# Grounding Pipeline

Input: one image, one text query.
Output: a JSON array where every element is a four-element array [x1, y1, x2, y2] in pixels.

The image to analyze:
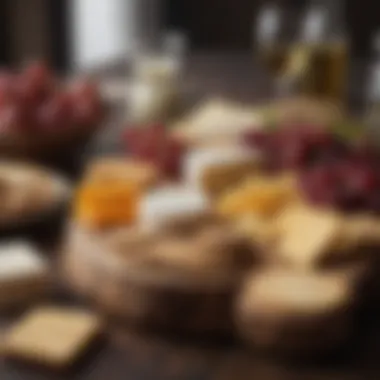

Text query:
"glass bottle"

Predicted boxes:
[[254, 1, 287, 77], [365, 32, 380, 139], [279, 0, 348, 102]]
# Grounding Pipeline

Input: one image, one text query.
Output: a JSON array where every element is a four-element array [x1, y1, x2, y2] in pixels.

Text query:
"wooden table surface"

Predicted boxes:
[[0, 53, 377, 380]]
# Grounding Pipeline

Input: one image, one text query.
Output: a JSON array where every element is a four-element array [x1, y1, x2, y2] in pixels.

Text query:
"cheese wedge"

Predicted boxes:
[[183, 145, 260, 196], [139, 185, 209, 231], [0, 242, 50, 309]]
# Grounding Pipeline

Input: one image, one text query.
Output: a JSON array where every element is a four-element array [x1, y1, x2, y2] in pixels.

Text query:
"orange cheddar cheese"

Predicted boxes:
[[74, 181, 140, 229]]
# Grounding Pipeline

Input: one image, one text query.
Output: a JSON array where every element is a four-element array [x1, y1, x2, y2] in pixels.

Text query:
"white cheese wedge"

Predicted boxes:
[[138, 185, 209, 231], [183, 145, 259, 190], [0, 241, 50, 308]]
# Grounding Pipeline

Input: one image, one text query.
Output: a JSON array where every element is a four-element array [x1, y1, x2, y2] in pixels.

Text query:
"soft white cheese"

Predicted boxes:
[[139, 185, 209, 231], [0, 241, 48, 282]]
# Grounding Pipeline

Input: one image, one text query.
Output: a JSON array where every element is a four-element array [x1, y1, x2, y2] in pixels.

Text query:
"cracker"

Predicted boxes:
[[276, 205, 342, 269], [3, 307, 102, 369]]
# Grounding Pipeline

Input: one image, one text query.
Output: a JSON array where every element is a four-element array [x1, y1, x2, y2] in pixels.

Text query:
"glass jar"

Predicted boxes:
[[127, 31, 187, 125]]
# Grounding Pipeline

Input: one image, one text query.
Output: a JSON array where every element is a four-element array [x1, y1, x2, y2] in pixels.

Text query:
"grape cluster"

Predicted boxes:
[[123, 124, 186, 179], [244, 126, 350, 172], [299, 158, 380, 213], [244, 126, 380, 214], [0, 61, 103, 135]]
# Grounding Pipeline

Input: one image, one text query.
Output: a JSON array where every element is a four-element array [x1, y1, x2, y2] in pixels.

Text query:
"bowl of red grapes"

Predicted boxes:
[[0, 60, 105, 160], [243, 123, 380, 215]]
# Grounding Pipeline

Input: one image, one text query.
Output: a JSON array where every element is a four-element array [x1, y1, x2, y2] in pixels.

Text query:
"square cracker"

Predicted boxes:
[[276, 205, 342, 269], [3, 307, 102, 369]]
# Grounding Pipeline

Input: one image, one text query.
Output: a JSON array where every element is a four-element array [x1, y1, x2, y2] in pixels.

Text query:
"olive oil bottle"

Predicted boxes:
[[278, 0, 348, 102]]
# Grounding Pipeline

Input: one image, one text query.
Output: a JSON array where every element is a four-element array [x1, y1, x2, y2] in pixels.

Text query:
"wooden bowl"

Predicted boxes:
[[0, 99, 109, 176], [0, 162, 72, 238]]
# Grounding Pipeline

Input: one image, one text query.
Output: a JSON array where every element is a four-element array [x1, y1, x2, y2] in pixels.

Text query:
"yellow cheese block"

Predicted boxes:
[[217, 174, 299, 219], [74, 181, 140, 229]]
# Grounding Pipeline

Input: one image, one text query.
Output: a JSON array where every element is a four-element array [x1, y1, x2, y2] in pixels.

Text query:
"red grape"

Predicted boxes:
[[70, 79, 100, 100], [0, 63, 104, 138], [123, 124, 186, 178], [243, 130, 270, 149], [71, 96, 101, 127], [123, 127, 141, 148], [244, 125, 351, 173], [23, 61, 51, 82], [18, 61, 54, 104], [0, 72, 16, 107], [70, 80, 103, 128], [0, 103, 27, 133], [299, 156, 380, 214], [37, 93, 74, 131], [159, 139, 185, 178]]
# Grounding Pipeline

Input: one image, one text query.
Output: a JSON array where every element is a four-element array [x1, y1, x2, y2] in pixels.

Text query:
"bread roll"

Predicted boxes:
[[236, 269, 358, 354]]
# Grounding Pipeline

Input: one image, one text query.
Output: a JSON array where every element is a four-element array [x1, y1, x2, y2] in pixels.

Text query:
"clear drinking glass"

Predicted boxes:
[[127, 30, 188, 125]]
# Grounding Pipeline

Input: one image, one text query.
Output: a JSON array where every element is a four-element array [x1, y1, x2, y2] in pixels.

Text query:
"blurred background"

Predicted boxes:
[[0, 0, 376, 72]]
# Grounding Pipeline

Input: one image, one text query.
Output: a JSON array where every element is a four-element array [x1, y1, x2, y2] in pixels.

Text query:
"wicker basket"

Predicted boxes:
[[63, 225, 240, 336]]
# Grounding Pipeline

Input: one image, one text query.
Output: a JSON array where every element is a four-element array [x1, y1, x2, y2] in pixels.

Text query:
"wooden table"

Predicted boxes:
[[0, 53, 377, 380]]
